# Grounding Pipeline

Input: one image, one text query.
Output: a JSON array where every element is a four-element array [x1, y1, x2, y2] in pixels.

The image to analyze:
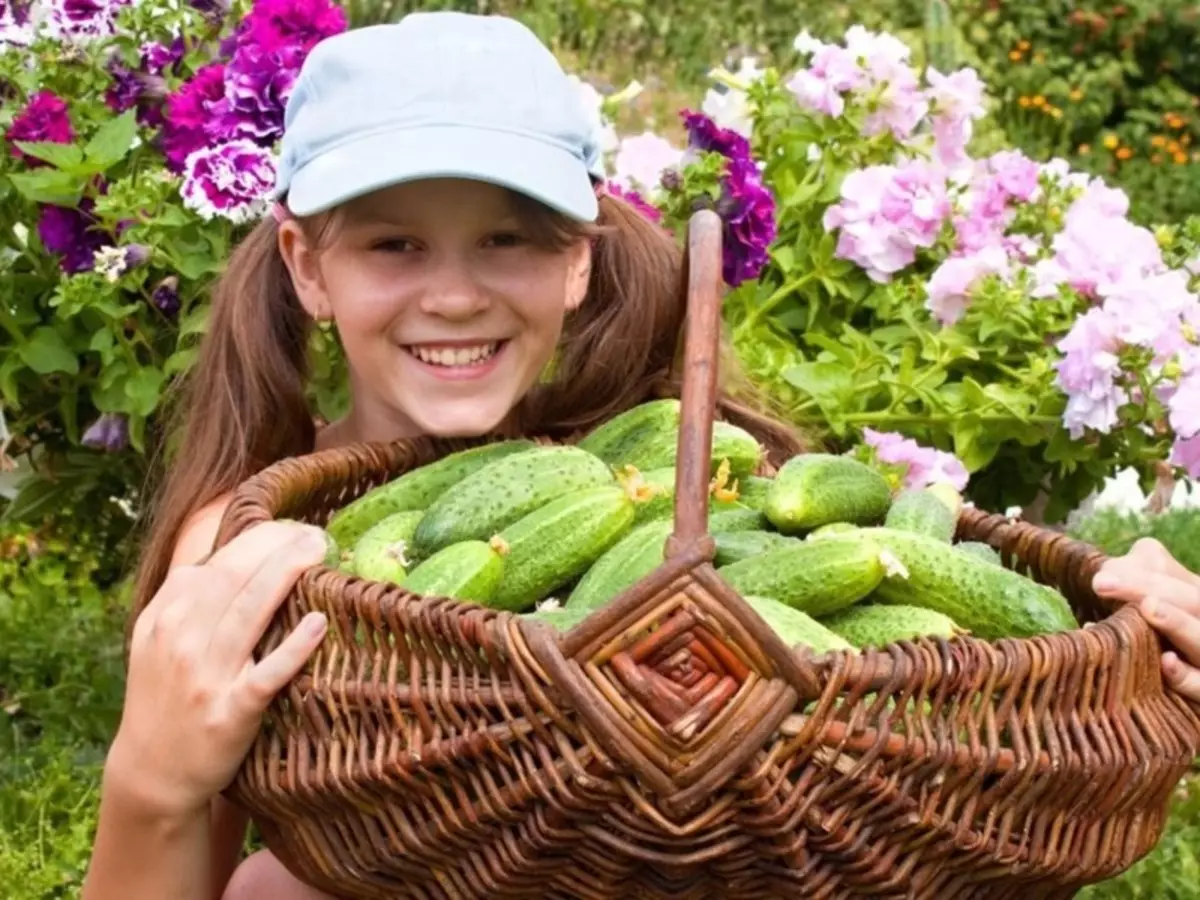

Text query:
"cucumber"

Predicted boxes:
[[619, 420, 764, 479], [412, 446, 615, 558], [743, 595, 853, 654], [708, 506, 771, 532], [957, 540, 1002, 566], [402, 539, 506, 604], [349, 510, 424, 583], [820, 603, 965, 649], [326, 439, 535, 545], [713, 530, 802, 566], [489, 485, 640, 612], [522, 605, 593, 632], [834, 528, 1079, 640], [735, 475, 773, 512], [765, 454, 892, 534], [621, 464, 747, 524], [718, 538, 895, 617], [806, 522, 860, 540], [577, 399, 681, 464], [566, 518, 674, 611], [884, 487, 960, 542]]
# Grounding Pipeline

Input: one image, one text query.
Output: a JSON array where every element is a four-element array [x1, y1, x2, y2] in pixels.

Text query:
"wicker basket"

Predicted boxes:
[[215, 211, 1200, 899]]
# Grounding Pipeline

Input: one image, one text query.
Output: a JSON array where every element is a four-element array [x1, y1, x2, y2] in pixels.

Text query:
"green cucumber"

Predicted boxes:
[[489, 485, 639, 612], [718, 538, 894, 617], [349, 510, 424, 583], [566, 518, 674, 611], [402, 540, 506, 604], [326, 439, 535, 545], [957, 541, 1002, 566], [522, 605, 594, 632], [577, 399, 681, 464], [708, 506, 771, 532], [744, 595, 853, 654], [713, 531, 802, 566], [806, 522, 860, 540], [619, 420, 764, 479], [884, 487, 961, 543], [735, 475, 773, 512], [412, 445, 615, 558], [622, 465, 747, 524], [765, 454, 892, 534], [820, 603, 965, 649], [834, 528, 1079, 640]]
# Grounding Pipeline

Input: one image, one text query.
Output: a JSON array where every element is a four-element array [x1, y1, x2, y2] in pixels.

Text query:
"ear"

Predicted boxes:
[[277, 220, 333, 322], [563, 238, 593, 313]]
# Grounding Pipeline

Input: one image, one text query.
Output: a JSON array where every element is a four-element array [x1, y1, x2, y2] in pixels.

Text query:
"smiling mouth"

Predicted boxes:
[[403, 340, 506, 368]]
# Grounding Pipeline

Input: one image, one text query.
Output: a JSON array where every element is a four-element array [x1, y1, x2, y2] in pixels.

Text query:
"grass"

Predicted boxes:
[[1, 505, 1199, 898]]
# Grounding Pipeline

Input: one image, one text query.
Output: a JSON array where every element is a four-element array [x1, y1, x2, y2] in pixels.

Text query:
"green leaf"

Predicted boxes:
[[0, 474, 78, 524], [952, 415, 1001, 471], [8, 169, 85, 207], [124, 366, 166, 417], [782, 360, 853, 400], [84, 110, 138, 170], [13, 140, 84, 170], [18, 327, 79, 375]]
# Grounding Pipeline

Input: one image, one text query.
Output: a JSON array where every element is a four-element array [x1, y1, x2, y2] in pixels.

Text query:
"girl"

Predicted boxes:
[[82, 12, 1200, 900]]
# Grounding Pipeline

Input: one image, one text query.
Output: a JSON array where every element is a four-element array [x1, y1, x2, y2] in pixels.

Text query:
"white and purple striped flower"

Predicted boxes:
[[180, 139, 276, 224]]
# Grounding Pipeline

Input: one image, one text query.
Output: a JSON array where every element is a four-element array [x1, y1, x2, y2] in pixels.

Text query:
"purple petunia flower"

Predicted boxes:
[[162, 63, 228, 171], [151, 276, 181, 316], [607, 183, 663, 223], [681, 110, 776, 286], [238, 0, 346, 55], [180, 139, 276, 223], [1, 0, 34, 45], [142, 37, 186, 76], [104, 60, 142, 114], [44, 0, 129, 41], [7, 91, 74, 166], [82, 413, 129, 452], [212, 41, 305, 146], [37, 200, 109, 274]]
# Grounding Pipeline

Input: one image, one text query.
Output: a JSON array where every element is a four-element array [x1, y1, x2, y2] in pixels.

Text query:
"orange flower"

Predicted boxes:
[[1117, 147, 1133, 160], [1184, 134, 1193, 146], [1078, 143, 1091, 154], [1151, 135, 1166, 147], [1069, 88, 1084, 101], [1032, 95, 1046, 107], [1009, 50, 1022, 61], [1168, 140, 1182, 154], [1049, 107, 1063, 119], [1175, 151, 1189, 164], [1103, 134, 1119, 149], [1018, 96, 1031, 108], [1018, 40, 1031, 51]]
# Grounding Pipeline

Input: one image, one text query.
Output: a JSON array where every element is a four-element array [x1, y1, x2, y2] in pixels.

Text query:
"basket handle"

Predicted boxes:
[[667, 210, 725, 558]]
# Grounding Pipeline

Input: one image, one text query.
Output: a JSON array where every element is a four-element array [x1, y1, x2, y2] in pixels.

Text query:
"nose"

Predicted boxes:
[[418, 257, 490, 321]]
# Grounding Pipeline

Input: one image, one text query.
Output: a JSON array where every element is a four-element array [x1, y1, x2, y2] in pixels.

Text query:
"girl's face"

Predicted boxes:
[[279, 178, 593, 441]]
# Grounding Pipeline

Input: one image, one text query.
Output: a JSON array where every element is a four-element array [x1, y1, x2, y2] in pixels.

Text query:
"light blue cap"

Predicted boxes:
[[272, 13, 605, 222]]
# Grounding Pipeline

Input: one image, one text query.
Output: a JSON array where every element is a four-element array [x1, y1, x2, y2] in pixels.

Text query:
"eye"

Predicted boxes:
[[484, 232, 527, 248], [370, 237, 418, 253]]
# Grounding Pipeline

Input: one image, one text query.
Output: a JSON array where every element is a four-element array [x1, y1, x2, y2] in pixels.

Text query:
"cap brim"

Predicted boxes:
[[281, 125, 599, 222]]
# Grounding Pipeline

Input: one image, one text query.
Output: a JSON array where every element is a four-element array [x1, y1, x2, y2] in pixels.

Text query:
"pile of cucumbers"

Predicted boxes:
[[314, 398, 1080, 654]]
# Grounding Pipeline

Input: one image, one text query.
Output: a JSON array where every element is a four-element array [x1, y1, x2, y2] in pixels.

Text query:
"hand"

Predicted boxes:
[[1092, 537, 1200, 703], [109, 520, 330, 818]]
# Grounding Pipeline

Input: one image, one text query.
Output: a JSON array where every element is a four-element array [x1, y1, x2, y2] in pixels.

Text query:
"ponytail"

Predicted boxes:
[[129, 218, 316, 626]]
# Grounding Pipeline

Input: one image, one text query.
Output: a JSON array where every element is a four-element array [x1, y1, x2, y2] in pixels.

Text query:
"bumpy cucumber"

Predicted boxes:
[[806, 522, 860, 540], [566, 518, 674, 611], [577, 398, 681, 464], [884, 487, 960, 543], [743, 595, 853, 654], [820, 603, 964, 649], [349, 510, 424, 583], [718, 538, 895, 617], [708, 506, 771, 532], [713, 530, 802, 566], [619, 420, 764, 479], [412, 446, 614, 557], [489, 485, 639, 612], [957, 541, 1002, 566], [402, 540, 506, 604], [735, 475, 773, 512], [837, 528, 1078, 640], [326, 439, 535, 545], [522, 605, 593, 632], [765, 454, 892, 534]]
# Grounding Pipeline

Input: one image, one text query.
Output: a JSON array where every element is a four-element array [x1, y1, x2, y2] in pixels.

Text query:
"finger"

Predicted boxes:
[[1140, 597, 1200, 666], [208, 528, 328, 668], [238, 611, 329, 709], [205, 520, 326, 607], [1162, 652, 1200, 705], [1092, 570, 1200, 616], [1117, 538, 1200, 589]]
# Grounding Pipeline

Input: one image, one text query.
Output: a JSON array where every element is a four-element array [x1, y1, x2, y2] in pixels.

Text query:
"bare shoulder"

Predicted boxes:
[[170, 493, 236, 568]]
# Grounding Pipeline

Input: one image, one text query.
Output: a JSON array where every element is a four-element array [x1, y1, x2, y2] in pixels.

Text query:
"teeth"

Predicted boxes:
[[411, 342, 498, 366]]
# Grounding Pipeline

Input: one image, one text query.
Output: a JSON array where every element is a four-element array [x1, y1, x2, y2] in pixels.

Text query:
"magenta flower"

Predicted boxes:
[[45, 0, 128, 41], [607, 183, 662, 223], [682, 109, 752, 162], [82, 413, 129, 452], [7, 91, 74, 166], [37, 200, 108, 274], [239, 0, 346, 54], [151, 276, 181, 317], [162, 63, 229, 171], [180, 139, 276, 224], [213, 41, 305, 146]]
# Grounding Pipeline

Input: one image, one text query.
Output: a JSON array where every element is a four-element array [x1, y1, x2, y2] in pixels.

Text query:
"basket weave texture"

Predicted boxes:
[[215, 212, 1200, 899]]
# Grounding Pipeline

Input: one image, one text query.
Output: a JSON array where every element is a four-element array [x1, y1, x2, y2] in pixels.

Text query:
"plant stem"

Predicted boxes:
[[737, 271, 818, 334]]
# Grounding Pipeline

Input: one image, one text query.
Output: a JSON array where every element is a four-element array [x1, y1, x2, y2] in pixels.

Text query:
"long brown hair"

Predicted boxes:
[[128, 190, 805, 626]]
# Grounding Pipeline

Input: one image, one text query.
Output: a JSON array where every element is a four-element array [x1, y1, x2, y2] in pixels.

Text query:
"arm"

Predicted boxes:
[[84, 498, 324, 900]]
